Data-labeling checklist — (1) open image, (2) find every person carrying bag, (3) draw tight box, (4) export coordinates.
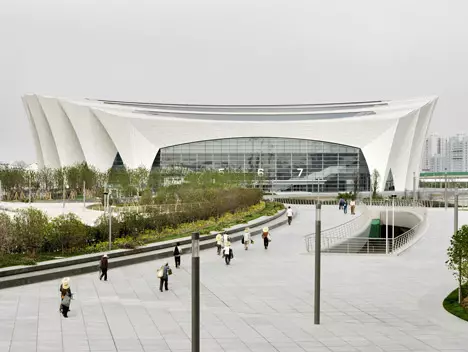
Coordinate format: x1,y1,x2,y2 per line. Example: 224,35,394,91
59,277,72,318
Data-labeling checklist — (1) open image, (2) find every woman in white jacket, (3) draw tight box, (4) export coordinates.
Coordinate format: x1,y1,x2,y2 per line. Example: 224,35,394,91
243,228,251,250
223,242,233,265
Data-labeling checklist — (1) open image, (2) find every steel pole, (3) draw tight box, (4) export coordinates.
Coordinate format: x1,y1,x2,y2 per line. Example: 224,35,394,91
392,198,395,253
108,195,112,251
28,173,32,203
445,172,448,210
413,172,416,204
386,203,389,255
192,232,200,352
454,194,461,304
62,170,66,212
83,180,86,209
314,203,322,325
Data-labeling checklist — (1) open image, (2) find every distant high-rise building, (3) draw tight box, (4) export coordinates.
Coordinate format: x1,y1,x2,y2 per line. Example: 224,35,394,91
421,133,468,172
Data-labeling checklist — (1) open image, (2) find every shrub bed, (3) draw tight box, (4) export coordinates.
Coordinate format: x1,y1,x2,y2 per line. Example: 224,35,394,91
443,285,468,322
0,201,283,268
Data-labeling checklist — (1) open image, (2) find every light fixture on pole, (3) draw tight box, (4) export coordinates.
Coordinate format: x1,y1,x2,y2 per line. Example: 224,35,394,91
314,203,322,325
192,232,200,352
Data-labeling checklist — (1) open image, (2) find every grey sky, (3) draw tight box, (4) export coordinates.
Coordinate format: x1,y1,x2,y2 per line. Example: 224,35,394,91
0,0,465,163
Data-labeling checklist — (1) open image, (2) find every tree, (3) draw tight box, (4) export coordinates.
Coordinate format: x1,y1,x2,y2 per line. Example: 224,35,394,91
140,189,153,205
371,169,380,198
13,208,49,256
447,225,468,304
129,166,149,195
37,167,54,191
353,172,359,199
0,212,14,254
48,213,88,254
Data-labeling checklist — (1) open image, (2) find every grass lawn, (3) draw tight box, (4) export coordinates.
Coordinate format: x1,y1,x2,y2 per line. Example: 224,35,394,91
0,253,62,268
443,285,468,321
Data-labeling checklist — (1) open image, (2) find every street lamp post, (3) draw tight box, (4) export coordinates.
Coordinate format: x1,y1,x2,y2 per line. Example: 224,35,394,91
391,195,396,253
192,232,200,352
385,200,389,255
62,170,66,212
314,203,322,325
28,172,32,204
108,202,112,251
445,169,448,210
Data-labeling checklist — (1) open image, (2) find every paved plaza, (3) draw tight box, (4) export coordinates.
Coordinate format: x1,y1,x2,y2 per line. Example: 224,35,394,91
0,205,467,352
0,202,102,225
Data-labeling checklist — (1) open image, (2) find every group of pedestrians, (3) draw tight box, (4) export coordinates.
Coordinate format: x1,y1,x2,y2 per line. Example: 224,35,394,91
338,198,356,215
58,207,291,318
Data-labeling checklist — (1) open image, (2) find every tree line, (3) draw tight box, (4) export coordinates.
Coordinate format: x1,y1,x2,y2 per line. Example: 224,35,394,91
0,163,261,202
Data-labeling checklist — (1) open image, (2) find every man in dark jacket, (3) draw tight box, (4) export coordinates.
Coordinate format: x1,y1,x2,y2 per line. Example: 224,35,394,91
100,254,109,281
173,242,181,268
159,262,171,292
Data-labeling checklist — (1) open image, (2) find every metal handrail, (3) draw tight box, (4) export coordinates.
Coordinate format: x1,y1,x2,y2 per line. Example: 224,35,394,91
304,207,372,252
305,206,427,255
392,208,427,255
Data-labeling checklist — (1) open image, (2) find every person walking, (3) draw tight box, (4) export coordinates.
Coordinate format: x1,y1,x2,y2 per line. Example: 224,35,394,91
59,277,72,318
223,232,230,248
173,242,181,268
350,199,356,215
339,198,344,210
262,227,271,250
216,233,223,255
223,242,233,265
158,262,172,292
99,254,108,281
243,228,251,250
286,206,293,225
343,200,348,214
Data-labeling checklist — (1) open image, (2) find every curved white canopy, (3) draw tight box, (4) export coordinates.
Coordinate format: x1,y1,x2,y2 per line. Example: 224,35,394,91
23,94,438,191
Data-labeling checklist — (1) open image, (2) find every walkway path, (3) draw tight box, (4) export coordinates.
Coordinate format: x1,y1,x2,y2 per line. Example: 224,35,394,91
0,206,467,352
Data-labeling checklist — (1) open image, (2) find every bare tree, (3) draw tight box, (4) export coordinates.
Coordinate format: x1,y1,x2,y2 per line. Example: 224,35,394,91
372,169,380,198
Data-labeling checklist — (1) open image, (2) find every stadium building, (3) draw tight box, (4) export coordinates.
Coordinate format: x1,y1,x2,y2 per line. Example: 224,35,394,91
22,95,438,192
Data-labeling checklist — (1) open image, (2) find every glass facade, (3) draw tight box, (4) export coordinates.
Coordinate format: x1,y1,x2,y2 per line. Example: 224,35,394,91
153,137,371,192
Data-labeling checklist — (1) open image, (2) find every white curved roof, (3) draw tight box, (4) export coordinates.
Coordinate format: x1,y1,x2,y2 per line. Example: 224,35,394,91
23,94,438,191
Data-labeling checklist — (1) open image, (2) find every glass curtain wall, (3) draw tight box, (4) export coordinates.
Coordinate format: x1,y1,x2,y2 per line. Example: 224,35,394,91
153,137,370,192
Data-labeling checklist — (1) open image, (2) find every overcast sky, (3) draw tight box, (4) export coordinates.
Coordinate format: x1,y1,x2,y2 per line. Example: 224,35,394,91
0,0,466,163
